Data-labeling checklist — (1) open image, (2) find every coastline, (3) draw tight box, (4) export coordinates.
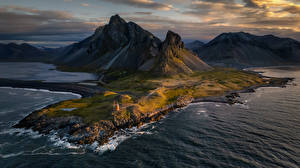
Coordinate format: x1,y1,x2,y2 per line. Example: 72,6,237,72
0,64,292,150
0,78,106,98
193,76,293,104
0,86,83,99
6,70,293,147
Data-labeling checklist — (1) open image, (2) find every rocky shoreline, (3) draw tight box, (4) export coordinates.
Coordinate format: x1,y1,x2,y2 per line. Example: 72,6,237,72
193,76,293,104
9,75,293,147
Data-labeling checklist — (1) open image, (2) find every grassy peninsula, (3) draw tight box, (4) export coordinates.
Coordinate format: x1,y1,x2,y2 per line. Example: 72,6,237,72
15,67,292,145
36,68,266,124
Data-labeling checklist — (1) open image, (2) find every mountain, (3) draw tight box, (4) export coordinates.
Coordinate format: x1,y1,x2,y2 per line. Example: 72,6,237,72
192,32,300,68
153,31,211,75
55,15,211,75
0,43,51,61
55,15,161,70
185,40,205,51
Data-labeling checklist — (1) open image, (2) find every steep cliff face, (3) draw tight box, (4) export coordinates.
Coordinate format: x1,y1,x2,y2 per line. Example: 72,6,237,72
55,15,211,75
55,15,161,71
154,31,211,75
192,32,300,68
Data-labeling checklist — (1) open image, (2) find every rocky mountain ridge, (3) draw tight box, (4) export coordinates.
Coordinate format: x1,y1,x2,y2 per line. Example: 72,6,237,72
55,15,211,75
191,32,300,68
185,40,205,51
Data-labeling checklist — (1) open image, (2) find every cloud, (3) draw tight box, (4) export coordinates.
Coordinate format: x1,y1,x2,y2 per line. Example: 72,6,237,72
1,1,299,47
81,3,89,7
0,6,102,47
99,0,173,11
134,12,153,15
180,0,300,39
281,5,300,14
122,14,300,41
242,0,259,8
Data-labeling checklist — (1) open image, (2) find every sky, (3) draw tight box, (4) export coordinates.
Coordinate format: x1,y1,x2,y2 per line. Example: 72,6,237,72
0,0,299,47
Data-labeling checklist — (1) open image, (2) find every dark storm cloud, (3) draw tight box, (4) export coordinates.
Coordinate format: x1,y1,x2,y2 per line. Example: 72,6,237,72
281,6,300,14
242,0,259,8
0,6,100,45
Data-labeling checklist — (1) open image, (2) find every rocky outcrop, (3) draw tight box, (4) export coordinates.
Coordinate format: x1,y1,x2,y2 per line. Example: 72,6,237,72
192,32,300,68
14,95,194,146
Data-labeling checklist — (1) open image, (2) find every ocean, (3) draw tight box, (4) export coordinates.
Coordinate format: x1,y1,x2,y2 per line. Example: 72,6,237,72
0,63,299,168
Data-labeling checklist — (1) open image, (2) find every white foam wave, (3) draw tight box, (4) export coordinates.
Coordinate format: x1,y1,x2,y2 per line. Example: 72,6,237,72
0,142,11,148
28,151,86,156
0,128,42,139
8,91,17,95
234,103,250,109
0,152,24,159
48,132,80,149
0,148,85,159
93,123,155,154
198,110,207,113
0,110,15,114
192,102,211,106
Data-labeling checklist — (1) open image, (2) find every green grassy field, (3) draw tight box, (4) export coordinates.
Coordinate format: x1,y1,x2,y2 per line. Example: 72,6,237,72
38,68,267,124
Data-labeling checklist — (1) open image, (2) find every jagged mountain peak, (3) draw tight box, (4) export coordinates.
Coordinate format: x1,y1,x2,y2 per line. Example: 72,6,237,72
55,16,211,75
162,31,184,49
108,14,126,25
153,30,212,75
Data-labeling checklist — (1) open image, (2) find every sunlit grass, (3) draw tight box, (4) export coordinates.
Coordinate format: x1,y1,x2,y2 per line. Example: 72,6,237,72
40,68,267,124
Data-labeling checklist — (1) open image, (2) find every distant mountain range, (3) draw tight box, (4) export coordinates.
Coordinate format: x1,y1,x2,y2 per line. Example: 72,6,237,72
0,43,50,61
189,32,300,68
185,40,205,51
1,16,299,70
54,15,211,75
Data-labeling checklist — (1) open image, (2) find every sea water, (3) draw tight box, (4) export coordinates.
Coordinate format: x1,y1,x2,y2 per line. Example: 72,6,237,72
0,65,299,168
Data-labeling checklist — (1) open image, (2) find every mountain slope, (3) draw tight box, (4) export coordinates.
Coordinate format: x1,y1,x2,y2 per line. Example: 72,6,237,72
185,40,205,51
154,31,211,75
193,32,300,68
55,15,211,75
0,43,50,61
